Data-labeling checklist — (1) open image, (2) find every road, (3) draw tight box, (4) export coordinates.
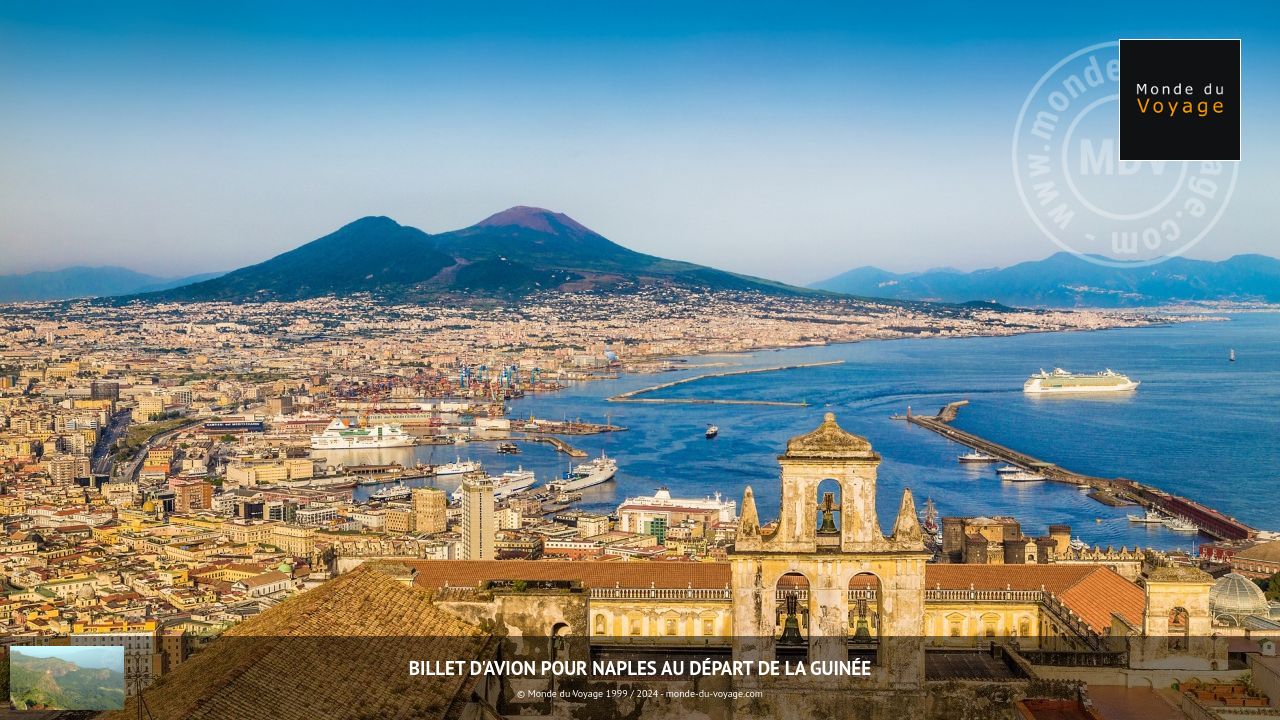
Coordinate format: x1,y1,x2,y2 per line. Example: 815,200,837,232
90,409,132,476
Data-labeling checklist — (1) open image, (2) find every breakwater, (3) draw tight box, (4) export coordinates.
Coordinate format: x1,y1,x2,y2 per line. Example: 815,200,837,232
607,361,844,407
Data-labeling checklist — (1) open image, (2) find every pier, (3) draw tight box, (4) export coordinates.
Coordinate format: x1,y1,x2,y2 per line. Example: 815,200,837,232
900,402,1257,542
529,436,589,458
607,360,843,407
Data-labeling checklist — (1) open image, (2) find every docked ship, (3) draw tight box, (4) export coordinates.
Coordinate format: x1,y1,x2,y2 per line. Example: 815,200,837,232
547,452,618,492
310,419,415,450
433,458,481,476
1127,509,1167,524
370,482,411,502
1023,368,1139,394
451,468,537,502
957,451,998,464
1001,470,1046,482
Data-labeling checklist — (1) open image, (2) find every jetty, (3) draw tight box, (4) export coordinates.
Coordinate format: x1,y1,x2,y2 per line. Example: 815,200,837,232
900,402,1257,542
529,436,588,458
607,360,843,407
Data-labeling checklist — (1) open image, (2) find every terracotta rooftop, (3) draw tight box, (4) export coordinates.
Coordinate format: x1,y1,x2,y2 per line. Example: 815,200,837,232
925,564,1145,633
1236,539,1280,564
105,563,496,720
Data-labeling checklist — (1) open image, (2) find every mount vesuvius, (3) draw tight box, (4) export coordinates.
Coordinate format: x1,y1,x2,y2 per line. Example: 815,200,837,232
139,207,810,302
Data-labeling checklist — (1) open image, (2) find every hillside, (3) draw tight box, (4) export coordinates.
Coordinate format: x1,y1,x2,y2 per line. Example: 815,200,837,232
8,649,125,711
812,252,1280,308
139,207,813,302
0,266,220,302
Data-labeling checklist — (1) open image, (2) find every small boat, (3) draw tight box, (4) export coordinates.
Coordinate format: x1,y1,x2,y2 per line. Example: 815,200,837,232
497,442,520,454
958,451,998,464
1163,517,1198,533
1229,349,1236,362
1127,509,1166,524
705,425,719,439
1001,470,1046,482
995,465,1022,475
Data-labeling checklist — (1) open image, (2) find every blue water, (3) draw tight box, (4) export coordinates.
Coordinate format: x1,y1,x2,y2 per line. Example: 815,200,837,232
348,313,1280,552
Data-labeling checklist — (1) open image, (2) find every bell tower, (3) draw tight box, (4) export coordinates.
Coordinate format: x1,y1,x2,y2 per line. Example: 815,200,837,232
731,413,928,688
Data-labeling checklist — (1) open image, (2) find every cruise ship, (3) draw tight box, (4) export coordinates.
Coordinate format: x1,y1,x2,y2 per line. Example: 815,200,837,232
547,453,618,493
1023,368,1139,394
451,468,537,502
310,419,415,450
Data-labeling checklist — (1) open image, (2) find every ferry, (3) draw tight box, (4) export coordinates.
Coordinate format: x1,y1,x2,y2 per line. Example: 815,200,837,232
1001,470,1046,482
547,452,618,492
370,482,411,502
497,442,520,454
958,451,998,464
434,458,481,477
451,468,537,502
1023,368,1139,394
705,425,719,439
1127,509,1167,524
310,419,416,450
1070,537,1088,552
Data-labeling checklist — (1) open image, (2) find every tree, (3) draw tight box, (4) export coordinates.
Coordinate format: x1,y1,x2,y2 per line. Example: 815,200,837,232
1264,572,1280,602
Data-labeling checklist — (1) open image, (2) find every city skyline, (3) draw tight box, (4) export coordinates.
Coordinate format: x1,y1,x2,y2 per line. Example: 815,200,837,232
2,2,1278,282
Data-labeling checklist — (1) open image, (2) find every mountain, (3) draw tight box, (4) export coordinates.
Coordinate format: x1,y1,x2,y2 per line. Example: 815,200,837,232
812,253,1280,308
141,207,812,302
8,649,125,711
0,266,222,302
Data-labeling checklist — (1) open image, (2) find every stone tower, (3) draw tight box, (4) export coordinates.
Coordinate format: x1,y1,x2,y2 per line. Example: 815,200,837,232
731,413,929,687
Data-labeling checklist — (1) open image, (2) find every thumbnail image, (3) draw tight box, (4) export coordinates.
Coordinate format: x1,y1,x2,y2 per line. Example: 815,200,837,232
8,646,125,711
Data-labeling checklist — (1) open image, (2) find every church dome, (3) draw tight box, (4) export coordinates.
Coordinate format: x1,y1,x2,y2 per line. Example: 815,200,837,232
141,499,156,513
1209,573,1269,625
783,413,877,460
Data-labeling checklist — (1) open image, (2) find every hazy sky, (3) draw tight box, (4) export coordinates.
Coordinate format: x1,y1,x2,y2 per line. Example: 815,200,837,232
1,2,1277,283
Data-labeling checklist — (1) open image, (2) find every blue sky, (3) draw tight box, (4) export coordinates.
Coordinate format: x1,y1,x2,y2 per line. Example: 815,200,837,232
1,2,1276,282
12,645,125,672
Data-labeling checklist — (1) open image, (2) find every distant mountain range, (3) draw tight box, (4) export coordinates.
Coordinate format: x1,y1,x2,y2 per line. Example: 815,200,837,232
140,206,810,302
812,253,1280,308
8,649,126,711
0,266,222,302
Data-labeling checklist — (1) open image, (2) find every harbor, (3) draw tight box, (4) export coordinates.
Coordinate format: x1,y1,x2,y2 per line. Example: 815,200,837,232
900,401,1259,542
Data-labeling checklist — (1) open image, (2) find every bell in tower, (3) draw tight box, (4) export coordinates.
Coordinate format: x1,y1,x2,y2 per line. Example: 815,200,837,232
817,491,839,534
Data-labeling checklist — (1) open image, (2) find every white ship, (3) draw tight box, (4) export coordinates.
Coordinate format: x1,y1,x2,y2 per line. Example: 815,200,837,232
370,482,411,502
310,419,415,450
548,452,618,492
958,451,998,464
451,467,538,502
1023,368,1139,394
1001,470,1046,482
1127,509,1167,524
995,465,1022,475
434,458,481,476
1163,517,1198,533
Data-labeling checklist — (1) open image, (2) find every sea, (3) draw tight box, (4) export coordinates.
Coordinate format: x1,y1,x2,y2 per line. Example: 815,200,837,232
343,312,1280,553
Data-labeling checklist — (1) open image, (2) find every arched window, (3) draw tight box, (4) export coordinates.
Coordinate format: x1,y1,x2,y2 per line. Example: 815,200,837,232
593,614,606,635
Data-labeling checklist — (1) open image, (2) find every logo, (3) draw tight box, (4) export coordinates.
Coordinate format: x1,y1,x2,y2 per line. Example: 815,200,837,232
1012,42,1237,267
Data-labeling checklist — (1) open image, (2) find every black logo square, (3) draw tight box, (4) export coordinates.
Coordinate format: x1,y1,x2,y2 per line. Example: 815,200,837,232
1119,39,1240,161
